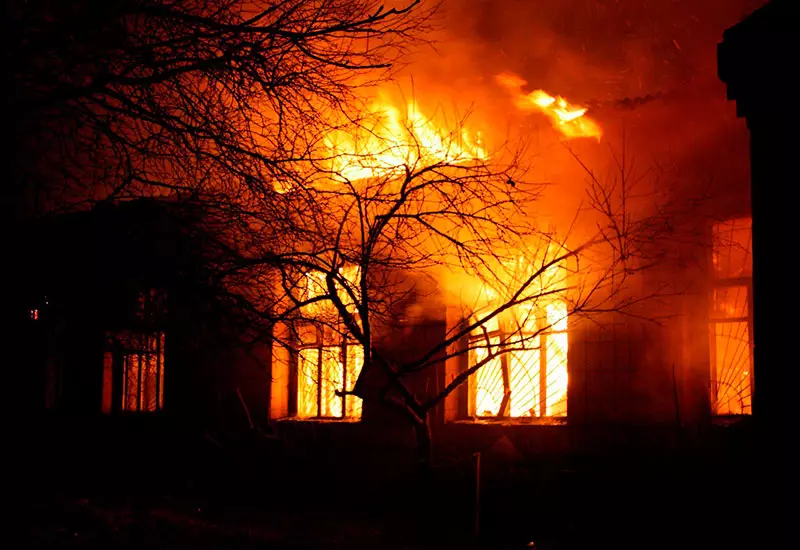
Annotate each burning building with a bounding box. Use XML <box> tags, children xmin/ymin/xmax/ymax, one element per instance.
<box><xmin>8</xmin><ymin>0</ymin><xmax>776</xmax><ymax>473</ymax></box>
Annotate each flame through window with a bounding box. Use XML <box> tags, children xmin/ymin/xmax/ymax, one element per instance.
<box><xmin>469</xmin><ymin>301</ymin><xmax>568</xmax><ymax>418</ymax></box>
<box><xmin>296</xmin><ymin>326</ymin><xmax>363</xmax><ymax>419</ymax></box>
<box><xmin>709</xmin><ymin>217</ymin><xmax>753</xmax><ymax>415</ymax></box>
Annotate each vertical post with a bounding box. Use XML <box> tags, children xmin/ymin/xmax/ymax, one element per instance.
<box><xmin>708</xmin><ymin>322</ymin><xmax>718</xmax><ymax>415</ymax></box>
<box><xmin>112</xmin><ymin>341</ymin><xmax>123</xmax><ymax>413</ymax></box>
<box><xmin>539</xmin><ymin>333</ymin><xmax>548</xmax><ymax>417</ymax></box>
<box><xmin>341</xmin><ymin>340</ymin><xmax>347</xmax><ymax>417</ymax></box>
<box><xmin>155</xmin><ymin>331</ymin><xmax>161</xmax><ymax>411</ymax></box>
<box><xmin>746</xmin><ymin>279</ymin><xmax>755</xmax><ymax>413</ymax></box>
<box><xmin>316</xmin><ymin>347</ymin><xmax>322</xmax><ymax>417</ymax></box>
<box><xmin>286</xmin><ymin>326</ymin><xmax>298</xmax><ymax>418</ymax></box>
<box><xmin>121</xmin><ymin>355</ymin><xmax>128</xmax><ymax>411</ymax></box>
<box><xmin>474</xmin><ymin>451</ymin><xmax>481</xmax><ymax>538</ymax></box>
<box><xmin>316</xmin><ymin>327</ymin><xmax>323</xmax><ymax>417</ymax></box>
<box><xmin>499</xmin><ymin>352</ymin><xmax>511</xmax><ymax>417</ymax></box>
<box><xmin>137</xmin><ymin>349</ymin><xmax>143</xmax><ymax>411</ymax></box>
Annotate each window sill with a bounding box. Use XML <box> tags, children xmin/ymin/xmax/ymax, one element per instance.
<box><xmin>711</xmin><ymin>414</ymin><xmax>752</xmax><ymax>427</ymax></box>
<box><xmin>450</xmin><ymin>417</ymin><xmax>567</xmax><ymax>426</ymax></box>
<box><xmin>276</xmin><ymin>417</ymin><xmax>361</xmax><ymax>424</ymax></box>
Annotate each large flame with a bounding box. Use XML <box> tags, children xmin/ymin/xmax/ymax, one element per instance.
<box><xmin>496</xmin><ymin>72</ymin><xmax>602</xmax><ymax>141</ymax></box>
<box><xmin>289</xmin><ymin>87</ymin><xmax>578</xmax><ymax>419</ymax></box>
<box><xmin>324</xmin><ymin>96</ymin><xmax>487</xmax><ymax>181</ymax></box>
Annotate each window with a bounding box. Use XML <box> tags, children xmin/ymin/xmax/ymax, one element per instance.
<box><xmin>103</xmin><ymin>331</ymin><xmax>165</xmax><ymax>413</ymax></box>
<box><xmin>294</xmin><ymin>323</ymin><xmax>363</xmax><ymax>419</ymax></box>
<box><xmin>468</xmin><ymin>301</ymin><xmax>568</xmax><ymax>418</ymax></box>
<box><xmin>709</xmin><ymin>217</ymin><xmax>753</xmax><ymax>415</ymax></box>
<box><xmin>279</xmin><ymin>268</ymin><xmax>364</xmax><ymax>420</ymax></box>
<box><xmin>121</xmin><ymin>332</ymin><xmax>165</xmax><ymax>412</ymax></box>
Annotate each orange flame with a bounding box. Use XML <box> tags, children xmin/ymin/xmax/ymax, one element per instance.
<box><xmin>300</xmin><ymin>266</ymin><xmax>361</xmax><ymax>318</ymax></box>
<box><xmin>496</xmin><ymin>72</ymin><xmax>602</xmax><ymax>141</ymax></box>
<box><xmin>469</xmin><ymin>262</ymin><xmax>569</xmax><ymax>418</ymax></box>
<box><xmin>325</xmin><ymin>96</ymin><xmax>487</xmax><ymax>181</ymax></box>
<box><xmin>296</xmin><ymin>266</ymin><xmax>364</xmax><ymax>419</ymax></box>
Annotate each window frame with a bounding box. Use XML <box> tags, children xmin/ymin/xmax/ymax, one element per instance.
<box><xmin>466</xmin><ymin>310</ymin><xmax>568</xmax><ymax>420</ymax></box>
<box><xmin>708</xmin><ymin>217</ymin><xmax>754</xmax><ymax>416</ymax></box>
<box><xmin>290</xmin><ymin>322</ymin><xmax>363</xmax><ymax>420</ymax></box>
<box><xmin>120</xmin><ymin>331</ymin><xmax>166</xmax><ymax>413</ymax></box>
<box><xmin>103</xmin><ymin>330</ymin><xmax>166</xmax><ymax>414</ymax></box>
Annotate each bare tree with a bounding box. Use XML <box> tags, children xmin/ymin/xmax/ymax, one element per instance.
<box><xmin>254</xmin><ymin>99</ymin><xmax>681</xmax><ymax>468</ymax></box>
<box><xmin>3</xmin><ymin>0</ymin><xmax>437</xmax><ymax>346</ymax></box>
<box><xmin>5</xmin><ymin>1</ymin><xmax>690</xmax><ymax>468</ymax></box>
<box><xmin>3</xmin><ymin>0</ymin><xmax>433</xmax><ymax>217</ymax></box>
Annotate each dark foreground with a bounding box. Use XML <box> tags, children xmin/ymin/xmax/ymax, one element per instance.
<box><xmin>14</xmin><ymin>417</ymin><xmax>780</xmax><ymax>549</ymax></box>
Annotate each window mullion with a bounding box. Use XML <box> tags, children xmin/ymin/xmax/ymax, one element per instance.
<box><xmin>137</xmin><ymin>344</ymin><xmax>143</xmax><ymax>412</ymax></box>
<box><xmin>498</xmin><ymin>328</ymin><xmax>511</xmax><ymax>417</ymax></box>
<box><xmin>316</xmin><ymin>327</ymin><xmax>323</xmax><ymax>418</ymax></box>
<box><xmin>341</xmin><ymin>340</ymin><xmax>347</xmax><ymax>419</ymax></box>
<box><xmin>540</xmin><ymin>329</ymin><xmax>548</xmax><ymax>418</ymax></box>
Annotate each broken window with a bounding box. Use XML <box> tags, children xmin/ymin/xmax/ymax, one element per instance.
<box><xmin>709</xmin><ymin>217</ymin><xmax>753</xmax><ymax>415</ymax></box>
<box><xmin>468</xmin><ymin>301</ymin><xmax>568</xmax><ymax>418</ymax></box>
<box><xmin>102</xmin><ymin>331</ymin><xmax>165</xmax><ymax>413</ymax></box>
<box><xmin>294</xmin><ymin>323</ymin><xmax>363</xmax><ymax>419</ymax></box>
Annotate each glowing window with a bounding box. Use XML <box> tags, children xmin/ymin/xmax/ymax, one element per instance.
<box><xmin>468</xmin><ymin>301</ymin><xmax>568</xmax><ymax>418</ymax></box>
<box><xmin>295</xmin><ymin>325</ymin><xmax>363</xmax><ymax>419</ymax></box>
<box><xmin>103</xmin><ymin>331</ymin><xmax>165</xmax><ymax>413</ymax></box>
<box><xmin>709</xmin><ymin>218</ymin><xmax>753</xmax><ymax>415</ymax></box>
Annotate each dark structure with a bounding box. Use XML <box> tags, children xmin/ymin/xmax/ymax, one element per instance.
<box><xmin>10</xmin><ymin>11</ymin><xmax>785</xmax><ymax>536</ymax></box>
<box><xmin>718</xmin><ymin>0</ymin><xmax>794</xmax><ymax>545</ymax></box>
<box><xmin>718</xmin><ymin>0</ymin><xmax>793</xmax><ymax>433</ymax></box>
<box><xmin>11</xmin><ymin>199</ymin><xmax>270</xmax><ymax>430</ymax></box>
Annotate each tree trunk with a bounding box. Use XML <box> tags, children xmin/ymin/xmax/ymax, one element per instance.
<box><xmin>413</xmin><ymin>412</ymin><xmax>432</xmax><ymax>476</ymax></box>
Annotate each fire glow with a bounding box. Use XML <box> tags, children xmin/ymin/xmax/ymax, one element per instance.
<box><xmin>296</xmin><ymin>268</ymin><xmax>364</xmax><ymax>419</ymax></box>
<box><xmin>471</xmin><ymin>298</ymin><xmax>569</xmax><ymax>418</ymax></box>
<box><xmin>319</xmin><ymin>77</ymin><xmax>602</xmax><ymax>183</ymax></box>
<box><xmin>324</xmin><ymin>96</ymin><xmax>487</xmax><ymax>181</ymax></box>
<box><xmin>294</xmin><ymin>85</ymin><xmax>581</xmax><ymax>419</ymax></box>
<box><xmin>496</xmin><ymin>72</ymin><xmax>603</xmax><ymax>141</ymax></box>
<box><xmin>467</xmin><ymin>262</ymin><xmax>570</xmax><ymax>419</ymax></box>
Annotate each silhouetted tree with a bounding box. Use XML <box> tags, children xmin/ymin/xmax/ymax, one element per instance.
<box><xmin>3</xmin><ymin>0</ymin><xmax>435</xmax><ymax>343</ymax></box>
<box><xmin>4</xmin><ymin>1</ymin><xmax>685</xmax><ymax>467</ymax></box>
<box><xmin>259</xmin><ymin>105</ymin><xmax>682</xmax><ymax>467</ymax></box>
<box><xmin>3</xmin><ymin>0</ymin><xmax>432</xmax><ymax>217</ymax></box>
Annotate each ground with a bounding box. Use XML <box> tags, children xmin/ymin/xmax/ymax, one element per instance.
<box><xmin>15</xmin><ymin>417</ymin><xmax>766</xmax><ymax>550</ymax></box>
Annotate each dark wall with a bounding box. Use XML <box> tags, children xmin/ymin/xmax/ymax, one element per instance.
<box><xmin>11</xmin><ymin>199</ymin><xmax>241</xmax><ymax>423</ymax></box>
